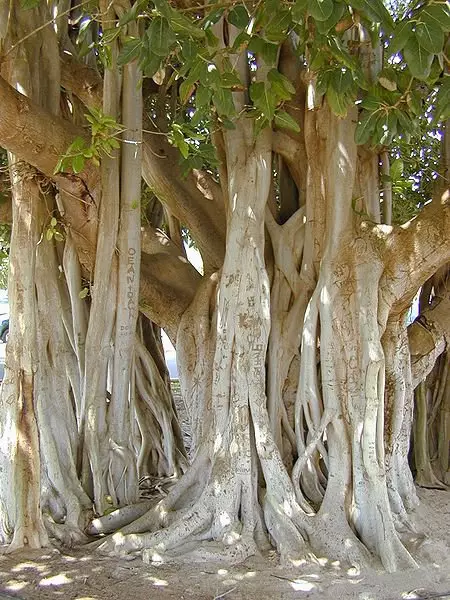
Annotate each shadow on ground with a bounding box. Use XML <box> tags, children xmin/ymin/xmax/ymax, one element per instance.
<box><xmin>1</xmin><ymin>541</ymin><xmax>450</xmax><ymax>600</ymax></box>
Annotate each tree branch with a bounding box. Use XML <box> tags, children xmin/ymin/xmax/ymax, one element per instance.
<box><xmin>60</xmin><ymin>55</ymin><xmax>103</xmax><ymax>108</ymax></box>
<box><xmin>385</xmin><ymin>193</ymin><xmax>450</xmax><ymax>314</ymax></box>
<box><xmin>140</xmin><ymin>252</ymin><xmax>201</xmax><ymax>343</ymax></box>
<box><xmin>0</xmin><ymin>75</ymin><xmax>96</xmax><ymax>188</ymax></box>
<box><xmin>141</xmin><ymin>132</ymin><xmax>225</xmax><ymax>273</ymax></box>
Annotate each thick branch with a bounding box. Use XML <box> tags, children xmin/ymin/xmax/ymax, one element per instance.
<box><xmin>141</xmin><ymin>132</ymin><xmax>225</xmax><ymax>273</ymax></box>
<box><xmin>0</xmin><ymin>75</ymin><xmax>96</xmax><ymax>190</ymax></box>
<box><xmin>60</xmin><ymin>55</ymin><xmax>103</xmax><ymax>108</ymax></box>
<box><xmin>386</xmin><ymin>193</ymin><xmax>450</xmax><ymax>313</ymax></box>
<box><xmin>140</xmin><ymin>252</ymin><xmax>201</xmax><ymax>343</ymax></box>
<box><xmin>0</xmin><ymin>75</ymin><xmax>99</xmax><ymax>272</ymax></box>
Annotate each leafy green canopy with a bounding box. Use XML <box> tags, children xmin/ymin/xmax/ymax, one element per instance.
<box><xmin>106</xmin><ymin>0</ymin><xmax>449</xmax><ymax>136</ymax></box>
<box><xmin>21</xmin><ymin>0</ymin><xmax>449</xmax><ymax>218</ymax></box>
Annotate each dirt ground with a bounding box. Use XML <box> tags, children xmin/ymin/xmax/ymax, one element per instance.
<box><xmin>0</xmin><ymin>488</ymin><xmax>449</xmax><ymax>600</ymax></box>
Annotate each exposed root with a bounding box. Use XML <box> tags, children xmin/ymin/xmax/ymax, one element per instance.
<box><xmin>44</xmin><ymin>518</ymin><xmax>89</xmax><ymax>547</ymax></box>
<box><xmin>86</xmin><ymin>500</ymin><xmax>155</xmax><ymax>536</ymax></box>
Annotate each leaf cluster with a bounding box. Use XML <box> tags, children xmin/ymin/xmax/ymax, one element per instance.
<box><xmin>62</xmin><ymin>0</ymin><xmax>449</xmax><ymax>177</ymax></box>
<box><xmin>45</xmin><ymin>217</ymin><xmax>65</xmax><ymax>243</ymax></box>
<box><xmin>55</xmin><ymin>108</ymin><xmax>121</xmax><ymax>175</ymax></box>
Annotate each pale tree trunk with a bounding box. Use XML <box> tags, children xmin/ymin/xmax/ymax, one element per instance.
<box><xmin>0</xmin><ymin>0</ymin><xmax>61</xmax><ymax>549</ymax></box>
<box><xmin>294</xmin><ymin>107</ymin><xmax>417</xmax><ymax>571</ymax></box>
<box><xmin>383</xmin><ymin>316</ymin><xmax>419</xmax><ymax>524</ymax></box>
<box><xmin>108</xmin><ymin>24</ymin><xmax>143</xmax><ymax>507</ymax></box>
<box><xmin>98</xmin><ymin>119</ymin><xmax>310</xmax><ymax>563</ymax></box>
<box><xmin>34</xmin><ymin>196</ymin><xmax>92</xmax><ymax>544</ymax></box>
<box><xmin>95</xmin><ymin>99</ymin><xmax>450</xmax><ymax>573</ymax></box>
<box><xmin>0</xmin><ymin>173</ymin><xmax>48</xmax><ymax>549</ymax></box>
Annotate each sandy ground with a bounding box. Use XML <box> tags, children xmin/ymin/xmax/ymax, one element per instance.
<box><xmin>0</xmin><ymin>488</ymin><xmax>449</xmax><ymax>600</ymax></box>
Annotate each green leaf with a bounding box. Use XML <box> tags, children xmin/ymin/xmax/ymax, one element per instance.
<box><xmin>390</xmin><ymin>158</ymin><xmax>403</xmax><ymax>180</ymax></box>
<box><xmin>248</xmin><ymin>37</ymin><xmax>279</xmax><ymax>65</ymax></box>
<box><xmin>72</xmin><ymin>155</ymin><xmax>85</xmax><ymax>174</ymax></box>
<box><xmin>232</xmin><ymin>31</ymin><xmax>251</xmax><ymax>52</ymax></box>
<box><xmin>46</xmin><ymin>228</ymin><xmax>54</xmax><ymax>241</ymax></box>
<box><xmin>388</xmin><ymin>20</ymin><xmax>414</xmax><ymax>56</ymax></box>
<box><xmin>195</xmin><ymin>85</ymin><xmax>212</xmax><ymax>108</ymax></box>
<box><xmin>140</xmin><ymin>53</ymin><xmax>162</xmax><ymax>79</ymax></box>
<box><xmin>360</xmin><ymin>95</ymin><xmax>383</xmax><ymax>111</ymax></box>
<box><xmin>203</xmin><ymin>6</ymin><xmax>225</xmax><ymax>28</ymax></box>
<box><xmin>171</xmin><ymin>129</ymin><xmax>190</xmax><ymax>158</ymax></box>
<box><xmin>428</xmin><ymin>57</ymin><xmax>444</xmax><ymax>85</ymax></box>
<box><xmin>179</xmin><ymin>79</ymin><xmax>195</xmax><ymax>103</ymax></box>
<box><xmin>268</xmin><ymin>69</ymin><xmax>296</xmax><ymax>99</ymax></box>
<box><xmin>404</xmin><ymin>36</ymin><xmax>433</xmax><ymax>81</ymax></box>
<box><xmin>349</xmin><ymin>0</ymin><xmax>393</xmax><ymax>31</ymax></box>
<box><xmin>415</xmin><ymin>21</ymin><xmax>444</xmax><ymax>55</ymax></box>
<box><xmin>291</xmin><ymin>0</ymin><xmax>308</xmax><ymax>23</ymax></box>
<box><xmin>265</xmin><ymin>10</ymin><xmax>292</xmax><ymax>41</ymax></box>
<box><xmin>250</xmin><ymin>81</ymin><xmax>277</xmax><ymax>121</ymax></box>
<box><xmin>326</xmin><ymin>85</ymin><xmax>351</xmax><ymax>117</ymax></box>
<box><xmin>315</xmin><ymin>2</ymin><xmax>346</xmax><ymax>34</ymax></box>
<box><xmin>53</xmin><ymin>158</ymin><xmax>64</xmax><ymax>174</ymax></box>
<box><xmin>119</xmin><ymin>0</ymin><xmax>147</xmax><ymax>26</ymax></box>
<box><xmin>406</xmin><ymin>90</ymin><xmax>423</xmax><ymax>115</ymax></box>
<box><xmin>50</xmin><ymin>217</ymin><xmax>57</xmax><ymax>227</ymax></box>
<box><xmin>181</xmin><ymin>40</ymin><xmax>199</xmax><ymax>61</ymax></box>
<box><xmin>378</xmin><ymin>69</ymin><xmax>397</xmax><ymax>92</ymax></box>
<box><xmin>205</xmin><ymin>65</ymin><xmax>221</xmax><ymax>89</ymax></box>
<box><xmin>212</xmin><ymin>88</ymin><xmax>235</xmax><ymax>118</ymax></box>
<box><xmin>421</xmin><ymin>4</ymin><xmax>450</xmax><ymax>33</ymax></box>
<box><xmin>308</xmin><ymin>0</ymin><xmax>333</xmax><ymax>22</ymax></box>
<box><xmin>228</xmin><ymin>6</ymin><xmax>249</xmax><ymax>29</ymax></box>
<box><xmin>254</xmin><ymin>115</ymin><xmax>270</xmax><ymax>138</ymax></box>
<box><xmin>79</xmin><ymin>287</ymin><xmax>89</xmax><ymax>299</ymax></box>
<box><xmin>260</xmin><ymin>41</ymin><xmax>279</xmax><ymax>65</ymax></box>
<box><xmin>70</xmin><ymin>137</ymin><xmax>87</xmax><ymax>152</ymax></box>
<box><xmin>355</xmin><ymin>110</ymin><xmax>380</xmax><ymax>145</ymax></box>
<box><xmin>316</xmin><ymin>71</ymin><xmax>331</xmax><ymax>96</ymax></box>
<box><xmin>331</xmin><ymin>68</ymin><xmax>354</xmax><ymax>94</ymax></box>
<box><xmin>168</xmin><ymin>10</ymin><xmax>206</xmax><ymax>39</ymax></box>
<box><xmin>395</xmin><ymin>109</ymin><xmax>415</xmax><ymax>134</ymax></box>
<box><xmin>108</xmin><ymin>137</ymin><xmax>120</xmax><ymax>149</ymax></box>
<box><xmin>147</xmin><ymin>17</ymin><xmax>175</xmax><ymax>57</ymax></box>
<box><xmin>98</xmin><ymin>44</ymin><xmax>112</xmax><ymax>69</ymax></box>
<box><xmin>205</xmin><ymin>28</ymin><xmax>219</xmax><ymax>48</ymax></box>
<box><xmin>385</xmin><ymin>111</ymin><xmax>398</xmax><ymax>143</ymax></box>
<box><xmin>326</xmin><ymin>37</ymin><xmax>358</xmax><ymax>70</ymax></box>
<box><xmin>220</xmin><ymin>71</ymin><xmax>243</xmax><ymax>89</ymax></box>
<box><xmin>434</xmin><ymin>76</ymin><xmax>450</xmax><ymax>122</ymax></box>
<box><xmin>102</xmin><ymin>28</ymin><xmax>121</xmax><ymax>45</ymax></box>
<box><xmin>274</xmin><ymin>110</ymin><xmax>301</xmax><ymax>132</ymax></box>
<box><xmin>54</xmin><ymin>231</ymin><xmax>64</xmax><ymax>242</ymax></box>
<box><xmin>178</xmin><ymin>140</ymin><xmax>189</xmax><ymax>159</ymax></box>
<box><xmin>117</xmin><ymin>38</ymin><xmax>142</xmax><ymax>66</ymax></box>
